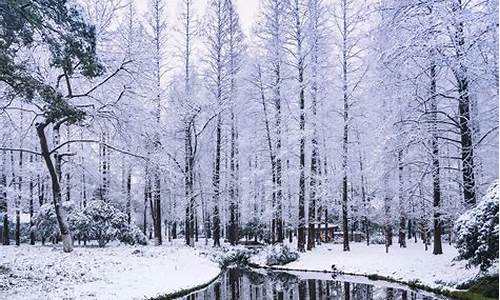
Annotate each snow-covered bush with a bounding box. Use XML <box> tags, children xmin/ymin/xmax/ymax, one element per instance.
<box><xmin>265</xmin><ymin>244</ymin><xmax>299</xmax><ymax>266</ymax></box>
<box><xmin>118</xmin><ymin>224</ymin><xmax>148</xmax><ymax>246</ymax></box>
<box><xmin>455</xmin><ymin>181</ymin><xmax>499</xmax><ymax>271</ymax></box>
<box><xmin>34</xmin><ymin>202</ymin><xmax>76</xmax><ymax>244</ymax></box>
<box><xmin>33</xmin><ymin>204</ymin><xmax>58</xmax><ymax>243</ymax></box>
<box><xmin>78</xmin><ymin>200</ymin><xmax>129</xmax><ymax>247</ymax></box>
<box><xmin>368</xmin><ymin>234</ymin><xmax>385</xmax><ymax>245</ymax></box>
<box><xmin>68</xmin><ymin>210</ymin><xmax>92</xmax><ymax>242</ymax></box>
<box><xmin>217</xmin><ymin>248</ymin><xmax>252</xmax><ymax>268</ymax></box>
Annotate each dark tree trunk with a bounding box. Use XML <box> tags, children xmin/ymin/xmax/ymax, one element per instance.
<box><xmin>143</xmin><ymin>172</ymin><xmax>149</xmax><ymax>236</ymax></box>
<box><xmin>341</xmin><ymin>0</ymin><xmax>350</xmax><ymax>253</ymax></box>
<box><xmin>296</xmin><ymin>12</ymin><xmax>306</xmax><ymax>252</ymax></box>
<box><xmin>212</xmin><ymin>117</ymin><xmax>221</xmax><ymax>247</ymax></box>
<box><xmin>153</xmin><ymin>174</ymin><xmax>162</xmax><ymax>245</ymax></box>
<box><xmin>29</xmin><ymin>154</ymin><xmax>35</xmax><ymax>245</ymax></box>
<box><xmin>297</xmin><ymin>67</ymin><xmax>306</xmax><ymax>253</ymax></box>
<box><xmin>1</xmin><ymin>163</ymin><xmax>8</xmax><ymax>245</ymax></box>
<box><xmin>229</xmin><ymin>111</ymin><xmax>239</xmax><ymax>245</ymax></box>
<box><xmin>13</xmin><ymin>149</ymin><xmax>21</xmax><ymax>246</ymax></box>
<box><xmin>430</xmin><ymin>58</ymin><xmax>442</xmax><ymax>255</ymax></box>
<box><xmin>398</xmin><ymin>149</ymin><xmax>406</xmax><ymax>248</ymax></box>
<box><xmin>184</xmin><ymin>122</ymin><xmax>195</xmax><ymax>247</ymax></box>
<box><xmin>453</xmin><ymin>2</ymin><xmax>477</xmax><ymax>207</ymax></box>
<box><xmin>308</xmin><ymin>135</ymin><xmax>318</xmax><ymax>250</ymax></box>
<box><xmin>36</xmin><ymin>122</ymin><xmax>73</xmax><ymax>252</ymax></box>
<box><xmin>126</xmin><ymin>166</ymin><xmax>131</xmax><ymax>224</ymax></box>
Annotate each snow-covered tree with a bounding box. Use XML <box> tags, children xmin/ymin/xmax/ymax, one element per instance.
<box><xmin>455</xmin><ymin>180</ymin><xmax>499</xmax><ymax>271</ymax></box>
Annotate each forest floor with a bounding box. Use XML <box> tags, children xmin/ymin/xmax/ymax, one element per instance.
<box><xmin>258</xmin><ymin>239</ymin><xmax>489</xmax><ymax>290</ymax></box>
<box><xmin>0</xmin><ymin>241</ymin><xmax>220</xmax><ymax>300</ymax></box>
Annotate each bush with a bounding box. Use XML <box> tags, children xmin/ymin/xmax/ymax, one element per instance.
<box><xmin>369</xmin><ymin>234</ymin><xmax>386</xmax><ymax>245</ymax></box>
<box><xmin>119</xmin><ymin>224</ymin><xmax>148</xmax><ymax>246</ymax></box>
<box><xmin>76</xmin><ymin>200</ymin><xmax>129</xmax><ymax>247</ymax></box>
<box><xmin>34</xmin><ymin>202</ymin><xmax>77</xmax><ymax>244</ymax></box>
<box><xmin>265</xmin><ymin>244</ymin><xmax>299</xmax><ymax>266</ymax></box>
<box><xmin>217</xmin><ymin>248</ymin><xmax>252</xmax><ymax>268</ymax></box>
<box><xmin>455</xmin><ymin>180</ymin><xmax>499</xmax><ymax>271</ymax></box>
<box><xmin>33</xmin><ymin>204</ymin><xmax>60</xmax><ymax>243</ymax></box>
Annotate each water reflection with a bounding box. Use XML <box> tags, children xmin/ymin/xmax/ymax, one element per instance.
<box><xmin>174</xmin><ymin>268</ymin><xmax>446</xmax><ymax>300</ymax></box>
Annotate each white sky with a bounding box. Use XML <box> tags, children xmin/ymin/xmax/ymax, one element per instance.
<box><xmin>134</xmin><ymin>0</ymin><xmax>259</xmax><ymax>35</ymax></box>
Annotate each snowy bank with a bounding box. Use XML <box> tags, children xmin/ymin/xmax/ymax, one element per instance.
<box><xmin>0</xmin><ymin>243</ymin><xmax>220</xmax><ymax>299</ymax></box>
<box><xmin>252</xmin><ymin>240</ymin><xmax>487</xmax><ymax>290</ymax></box>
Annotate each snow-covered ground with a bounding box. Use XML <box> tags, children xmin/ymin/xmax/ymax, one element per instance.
<box><xmin>252</xmin><ymin>240</ymin><xmax>486</xmax><ymax>290</ymax></box>
<box><xmin>0</xmin><ymin>242</ymin><xmax>220</xmax><ymax>299</ymax></box>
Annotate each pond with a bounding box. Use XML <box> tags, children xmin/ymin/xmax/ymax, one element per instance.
<box><xmin>170</xmin><ymin>268</ymin><xmax>448</xmax><ymax>300</ymax></box>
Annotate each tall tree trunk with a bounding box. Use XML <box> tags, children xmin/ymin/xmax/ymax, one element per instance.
<box><xmin>65</xmin><ymin>126</ymin><xmax>71</xmax><ymax>202</ymax></box>
<box><xmin>430</xmin><ymin>58</ymin><xmax>442</xmax><ymax>255</ymax></box>
<box><xmin>294</xmin><ymin>0</ymin><xmax>307</xmax><ymax>252</ymax></box>
<box><xmin>29</xmin><ymin>154</ymin><xmax>35</xmax><ymax>245</ymax></box>
<box><xmin>357</xmin><ymin>141</ymin><xmax>369</xmax><ymax>246</ymax></box>
<box><xmin>36</xmin><ymin>122</ymin><xmax>73</xmax><ymax>252</ymax></box>
<box><xmin>143</xmin><ymin>170</ymin><xmax>149</xmax><ymax>236</ymax></box>
<box><xmin>341</xmin><ymin>0</ymin><xmax>350</xmax><ymax>252</ymax></box>
<box><xmin>1</xmin><ymin>150</ymin><xmax>8</xmax><ymax>245</ymax></box>
<box><xmin>273</xmin><ymin>64</ymin><xmax>283</xmax><ymax>244</ymax></box>
<box><xmin>126</xmin><ymin>165</ymin><xmax>132</xmax><ymax>224</ymax></box>
<box><xmin>297</xmin><ymin>65</ymin><xmax>306</xmax><ymax>252</ymax></box>
<box><xmin>398</xmin><ymin>149</ymin><xmax>406</xmax><ymax>248</ymax></box>
<box><xmin>212</xmin><ymin>117</ymin><xmax>222</xmax><ymax>247</ymax></box>
<box><xmin>453</xmin><ymin>0</ymin><xmax>477</xmax><ymax>207</ymax></box>
<box><xmin>229</xmin><ymin>110</ymin><xmax>238</xmax><ymax>245</ymax></box>
<box><xmin>297</xmin><ymin>56</ymin><xmax>306</xmax><ymax>253</ymax></box>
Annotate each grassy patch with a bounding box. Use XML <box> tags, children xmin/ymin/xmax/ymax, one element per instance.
<box><xmin>448</xmin><ymin>275</ymin><xmax>499</xmax><ymax>300</ymax></box>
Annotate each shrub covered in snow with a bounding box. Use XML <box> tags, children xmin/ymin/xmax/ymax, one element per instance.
<box><xmin>34</xmin><ymin>202</ymin><xmax>75</xmax><ymax>243</ymax></box>
<box><xmin>455</xmin><ymin>180</ymin><xmax>499</xmax><ymax>271</ymax></box>
<box><xmin>265</xmin><ymin>244</ymin><xmax>299</xmax><ymax>266</ymax></box>
<box><xmin>33</xmin><ymin>203</ymin><xmax>59</xmax><ymax>243</ymax></box>
<box><xmin>76</xmin><ymin>200</ymin><xmax>129</xmax><ymax>247</ymax></box>
<box><xmin>118</xmin><ymin>224</ymin><xmax>148</xmax><ymax>246</ymax></box>
<box><xmin>35</xmin><ymin>200</ymin><xmax>145</xmax><ymax>247</ymax></box>
<box><xmin>217</xmin><ymin>248</ymin><xmax>252</xmax><ymax>268</ymax></box>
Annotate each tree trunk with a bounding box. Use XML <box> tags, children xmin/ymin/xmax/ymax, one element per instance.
<box><xmin>341</xmin><ymin>0</ymin><xmax>350</xmax><ymax>252</ymax></box>
<box><xmin>398</xmin><ymin>149</ymin><xmax>406</xmax><ymax>248</ymax></box>
<box><xmin>29</xmin><ymin>154</ymin><xmax>35</xmax><ymax>245</ymax></box>
<box><xmin>430</xmin><ymin>58</ymin><xmax>442</xmax><ymax>255</ymax></box>
<box><xmin>143</xmin><ymin>171</ymin><xmax>149</xmax><ymax>236</ymax></box>
<box><xmin>297</xmin><ymin>63</ymin><xmax>306</xmax><ymax>253</ymax></box>
<box><xmin>1</xmin><ymin>151</ymin><xmax>8</xmax><ymax>245</ymax></box>
<box><xmin>453</xmin><ymin>1</ymin><xmax>477</xmax><ymax>207</ymax></box>
<box><xmin>36</xmin><ymin>122</ymin><xmax>73</xmax><ymax>252</ymax></box>
<box><xmin>126</xmin><ymin>166</ymin><xmax>132</xmax><ymax>224</ymax></box>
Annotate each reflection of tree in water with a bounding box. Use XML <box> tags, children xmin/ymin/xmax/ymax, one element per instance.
<box><xmin>352</xmin><ymin>281</ymin><xmax>374</xmax><ymax>299</ymax></box>
<box><xmin>227</xmin><ymin>268</ymin><xmax>240</xmax><ymax>300</ymax></box>
<box><xmin>174</xmin><ymin>269</ymin><xmax>443</xmax><ymax>300</ymax></box>
<box><xmin>386</xmin><ymin>287</ymin><xmax>394</xmax><ymax>300</ymax></box>
<box><xmin>267</xmin><ymin>270</ymin><xmax>299</xmax><ymax>290</ymax></box>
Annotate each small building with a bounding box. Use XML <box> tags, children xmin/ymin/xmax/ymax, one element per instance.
<box><xmin>311</xmin><ymin>222</ymin><xmax>338</xmax><ymax>242</ymax></box>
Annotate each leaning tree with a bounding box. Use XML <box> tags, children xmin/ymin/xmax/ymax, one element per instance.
<box><xmin>0</xmin><ymin>0</ymin><xmax>128</xmax><ymax>252</ymax></box>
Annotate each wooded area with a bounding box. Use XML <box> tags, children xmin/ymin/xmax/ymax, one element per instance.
<box><xmin>0</xmin><ymin>0</ymin><xmax>497</xmax><ymax>258</ymax></box>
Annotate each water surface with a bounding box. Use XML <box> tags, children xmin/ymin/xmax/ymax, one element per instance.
<box><xmin>173</xmin><ymin>268</ymin><xmax>448</xmax><ymax>300</ymax></box>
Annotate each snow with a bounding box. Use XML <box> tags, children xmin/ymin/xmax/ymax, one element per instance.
<box><xmin>0</xmin><ymin>242</ymin><xmax>220</xmax><ymax>299</ymax></box>
<box><xmin>252</xmin><ymin>240</ymin><xmax>486</xmax><ymax>290</ymax></box>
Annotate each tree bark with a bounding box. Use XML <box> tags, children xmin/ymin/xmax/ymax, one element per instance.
<box><xmin>430</xmin><ymin>58</ymin><xmax>442</xmax><ymax>255</ymax></box>
<box><xmin>1</xmin><ymin>150</ymin><xmax>8</xmax><ymax>245</ymax></box>
<box><xmin>36</xmin><ymin>122</ymin><xmax>73</xmax><ymax>252</ymax></box>
<box><xmin>212</xmin><ymin>117</ymin><xmax>222</xmax><ymax>247</ymax></box>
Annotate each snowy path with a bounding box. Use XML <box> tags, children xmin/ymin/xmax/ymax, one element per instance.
<box><xmin>0</xmin><ymin>243</ymin><xmax>220</xmax><ymax>299</ymax></box>
<box><xmin>274</xmin><ymin>240</ymin><xmax>481</xmax><ymax>290</ymax></box>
